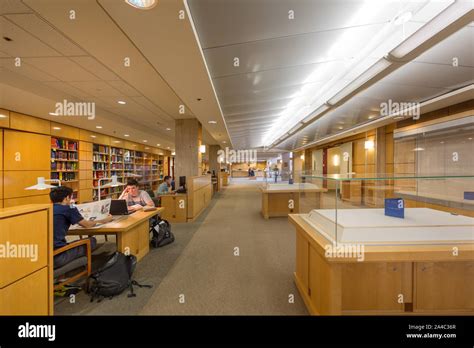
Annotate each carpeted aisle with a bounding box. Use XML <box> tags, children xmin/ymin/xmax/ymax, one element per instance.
<box><xmin>140</xmin><ymin>179</ymin><xmax>308</xmax><ymax>315</ymax></box>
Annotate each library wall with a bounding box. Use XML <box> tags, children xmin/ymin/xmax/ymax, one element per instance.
<box><xmin>0</xmin><ymin>109</ymin><xmax>172</xmax><ymax>208</ymax></box>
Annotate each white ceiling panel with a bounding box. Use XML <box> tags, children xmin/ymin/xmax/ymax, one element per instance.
<box><xmin>1</xmin><ymin>57</ymin><xmax>58</xmax><ymax>81</ymax></box>
<box><xmin>204</xmin><ymin>24</ymin><xmax>384</xmax><ymax>78</ymax></box>
<box><xmin>70</xmin><ymin>56</ymin><xmax>120</xmax><ymax>81</ymax></box>
<box><xmin>106</xmin><ymin>80</ymin><xmax>142</xmax><ymax>97</ymax></box>
<box><xmin>5</xmin><ymin>14</ymin><xmax>87</xmax><ymax>56</ymax></box>
<box><xmin>188</xmin><ymin>0</ymin><xmax>412</xmax><ymax>48</ymax></box>
<box><xmin>43</xmin><ymin>81</ymin><xmax>95</xmax><ymax>99</ymax></box>
<box><xmin>24</xmin><ymin>57</ymin><xmax>101</xmax><ymax>81</ymax></box>
<box><xmin>0</xmin><ymin>16</ymin><xmax>61</xmax><ymax>57</ymax></box>
<box><xmin>68</xmin><ymin>80</ymin><xmax>123</xmax><ymax>97</ymax></box>
<box><xmin>0</xmin><ymin>0</ymin><xmax>33</xmax><ymax>15</ymax></box>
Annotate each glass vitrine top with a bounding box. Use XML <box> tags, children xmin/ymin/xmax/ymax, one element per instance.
<box><xmin>299</xmin><ymin>172</ymin><xmax>474</xmax><ymax>181</ymax></box>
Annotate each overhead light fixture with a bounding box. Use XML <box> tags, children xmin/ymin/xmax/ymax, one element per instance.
<box><xmin>96</xmin><ymin>126</ymin><xmax>103</xmax><ymax>129</ymax></box>
<box><xmin>157</xmin><ymin>143</ymin><xmax>161</xmax><ymax>146</ymax></box>
<box><xmin>117</xmin><ymin>100</ymin><xmax>126</xmax><ymax>105</ymax></box>
<box><xmin>199</xmin><ymin>145</ymin><xmax>206</xmax><ymax>153</ymax></box>
<box><xmin>143</xmin><ymin>140</ymin><xmax>147</xmax><ymax>143</ymax></box>
<box><xmin>90</xmin><ymin>135</ymin><xmax>96</xmax><ymax>138</ymax></box>
<box><xmin>113</xmin><ymin>140</ymin><xmax>121</xmax><ymax>143</ymax></box>
<box><xmin>222</xmin><ymin>141</ymin><xmax>226</xmax><ymax>144</ymax></box>
<box><xmin>413</xmin><ymin>147</ymin><xmax>425</xmax><ymax>151</ymax></box>
<box><xmin>49</xmin><ymin>112</ymin><xmax>59</xmax><ymax>116</ymax></box>
<box><xmin>389</xmin><ymin>1</ymin><xmax>472</xmax><ymax>59</ymax></box>
<box><xmin>302</xmin><ymin>104</ymin><xmax>330</xmax><ymax>124</ymax></box>
<box><xmin>328</xmin><ymin>58</ymin><xmax>391</xmax><ymax>105</ymax></box>
<box><xmin>364</xmin><ymin>140</ymin><xmax>375</xmax><ymax>150</ymax></box>
<box><xmin>208</xmin><ymin>120</ymin><xmax>217</xmax><ymax>124</ymax></box>
<box><xmin>166</xmin><ymin>128</ymin><xmax>171</xmax><ymax>131</ymax></box>
<box><xmin>167</xmin><ymin>147</ymin><xmax>170</xmax><ymax>149</ymax></box>
<box><xmin>125</xmin><ymin>0</ymin><xmax>157</xmax><ymax>10</ymax></box>
<box><xmin>368</xmin><ymin>115</ymin><xmax>377</xmax><ymax>120</ymax></box>
<box><xmin>332</xmin><ymin>155</ymin><xmax>340</xmax><ymax>167</ymax></box>
<box><xmin>124</xmin><ymin>134</ymin><xmax>130</xmax><ymax>137</ymax></box>
<box><xmin>171</xmin><ymin>152</ymin><xmax>175</xmax><ymax>156</ymax></box>
<box><xmin>52</xmin><ymin>126</ymin><xmax>61</xmax><ymax>130</ymax></box>
<box><xmin>145</xmin><ymin>147</ymin><xmax>150</xmax><ymax>150</ymax></box>
<box><xmin>393</xmin><ymin>11</ymin><xmax>413</xmax><ymax>26</ymax></box>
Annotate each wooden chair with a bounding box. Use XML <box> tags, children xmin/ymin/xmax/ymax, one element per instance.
<box><xmin>53</xmin><ymin>239</ymin><xmax>92</xmax><ymax>291</ymax></box>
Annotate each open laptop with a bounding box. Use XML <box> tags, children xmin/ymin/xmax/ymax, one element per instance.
<box><xmin>110</xmin><ymin>199</ymin><xmax>131</xmax><ymax>216</ymax></box>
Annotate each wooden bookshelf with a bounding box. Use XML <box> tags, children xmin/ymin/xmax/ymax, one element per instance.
<box><xmin>92</xmin><ymin>143</ymin><xmax>110</xmax><ymax>201</ymax></box>
<box><xmin>51</xmin><ymin>137</ymin><xmax>79</xmax><ymax>201</ymax></box>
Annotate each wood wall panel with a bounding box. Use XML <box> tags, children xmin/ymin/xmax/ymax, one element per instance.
<box><xmin>3</xmin><ymin>194</ymin><xmax>51</xmax><ymax>207</ymax></box>
<box><xmin>50</xmin><ymin>122</ymin><xmax>80</xmax><ymax>139</ymax></box>
<box><xmin>0</xmin><ymin>109</ymin><xmax>10</xmax><ymax>128</ymax></box>
<box><xmin>10</xmin><ymin>112</ymin><xmax>50</xmax><ymax>134</ymax></box>
<box><xmin>3</xmin><ymin>171</ymin><xmax>51</xmax><ymax>198</ymax></box>
<box><xmin>4</xmin><ymin>130</ymin><xmax>50</xmax><ymax>170</ymax></box>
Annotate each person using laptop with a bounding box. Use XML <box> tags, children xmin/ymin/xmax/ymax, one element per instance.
<box><xmin>118</xmin><ymin>178</ymin><xmax>155</xmax><ymax>212</ymax></box>
<box><xmin>157</xmin><ymin>175</ymin><xmax>173</xmax><ymax>194</ymax></box>
<box><xmin>50</xmin><ymin>186</ymin><xmax>113</xmax><ymax>269</ymax></box>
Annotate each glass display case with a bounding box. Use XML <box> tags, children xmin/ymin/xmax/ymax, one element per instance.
<box><xmin>293</xmin><ymin>173</ymin><xmax>474</xmax><ymax>245</ymax></box>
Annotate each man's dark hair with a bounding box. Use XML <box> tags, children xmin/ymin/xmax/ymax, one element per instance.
<box><xmin>164</xmin><ymin>176</ymin><xmax>172</xmax><ymax>181</ymax></box>
<box><xmin>50</xmin><ymin>186</ymin><xmax>73</xmax><ymax>203</ymax></box>
<box><xmin>127</xmin><ymin>178</ymin><xmax>139</xmax><ymax>186</ymax></box>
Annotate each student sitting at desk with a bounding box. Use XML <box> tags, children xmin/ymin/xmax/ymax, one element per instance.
<box><xmin>51</xmin><ymin>186</ymin><xmax>113</xmax><ymax>269</ymax></box>
<box><xmin>118</xmin><ymin>178</ymin><xmax>155</xmax><ymax>212</ymax></box>
<box><xmin>157</xmin><ymin>176</ymin><xmax>173</xmax><ymax>194</ymax></box>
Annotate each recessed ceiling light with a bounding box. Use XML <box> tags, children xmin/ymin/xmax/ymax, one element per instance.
<box><xmin>52</xmin><ymin>126</ymin><xmax>61</xmax><ymax>130</ymax></box>
<box><xmin>0</xmin><ymin>114</ymin><xmax>7</xmax><ymax>119</ymax></box>
<box><xmin>49</xmin><ymin>112</ymin><xmax>59</xmax><ymax>116</ymax></box>
<box><xmin>96</xmin><ymin>126</ymin><xmax>103</xmax><ymax>129</ymax></box>
<box><xmin>143</xmin><ymin>140</ymin><xmax>147</xmax><ymax>143</ymax></box>
<box><xmin>167</xmin><ymin>147</ymin><xmax>170</xmax><ymax>149</ymax></box>
<box><xmin>222</xmin><ymin>141</ymin><xmax>227</xmax><ymax>144</ymax></box>
<box><xmin>124</xmin><ymin>134</ymin><xmax>130</xmax><ymax>137</ymax></box>
<box><xmin>166</xmin><ymin>128</ymin><xmax>171</xmax><ymax>131</ymax></box>
<box><xmin>114</xmin><ymin>140</ymin><xmax>120</xmax><ymax>143</ymax></box>
<box><xmin>125</xmin><ymin>0</ymin><xmax>157</xmax><ymax>10</ymax></box>
<box><xmin>118</xmin><ymin>100</ymin><xmax>126</xmax><ymax>105</ymax></box>
<box><xmin>90</xmin><ymin>135</ymin><xmax>96</xmax><ymax>138</ymax></box>
<box><xmin>145</xmin><ymin>147</ymin><xmax>150</xmax><ymax>150</ymax></box>
<box><xmin>208</xmin><ymin>120</ymin><xmax>217</xmax><ymax>124</ymax></box>
<box><xmin>157</xmin><ymin>144</ymin><xmax>161</xmax><ymax>146</ymax></box>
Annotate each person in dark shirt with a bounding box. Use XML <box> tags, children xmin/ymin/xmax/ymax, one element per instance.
<box><xmin>51</xmin><ymin>186</ymin><xmax>112</xmax><ymax>269</ymax></box>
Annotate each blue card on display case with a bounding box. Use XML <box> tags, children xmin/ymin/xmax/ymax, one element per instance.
<box><xmin>385</xmin><ymin>198</ymin><xmax>404</xmax><ymax>218</ymax></box>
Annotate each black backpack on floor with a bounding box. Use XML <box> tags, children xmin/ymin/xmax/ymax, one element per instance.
<box><xmin>150</xmin><ymin>218</ymin><xmax>175</xmax><ymax>248</ymax></box>
<box><xmin>86</xmin><ymin>252</ymin><xmax>151</xmax><ymax>301</ymax></box>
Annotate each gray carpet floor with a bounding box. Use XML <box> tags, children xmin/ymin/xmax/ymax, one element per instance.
<box><xmin>55</xmin><ymin>179</ymin><xmax>308</xmax><ymax>315</ymax></box>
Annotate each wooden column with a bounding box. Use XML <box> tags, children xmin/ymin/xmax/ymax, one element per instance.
<box><xmin>174</xmin><ymin>119</ymin><xmax>202</xmax><ymax>180</ymax></box>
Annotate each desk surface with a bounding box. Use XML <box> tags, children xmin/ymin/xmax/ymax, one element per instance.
<box><xmin>68</xmin><ymin>208</ymin><xmax>163</xmax><ymax>234</ymax></box>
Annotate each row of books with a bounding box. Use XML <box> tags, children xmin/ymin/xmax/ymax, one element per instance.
<box><xmin>51</xmin><ymin>162</ymin><xmax>78</xmax><ymax>171</ymax></box>
<box><xmin>111</xmin><ymin>147</ymin><xmax>124</xmax><ymax>155</ymax></box>
<box><xmin>93</xmin><ymin>162</ymin><xmax>108</xmax><ymax>171</ymax></box>
<box><xmin>111</xmin><ymin>155</ymin><xmax>123</xmax><ymax>163</ymax></box>
<box><xmin>93</xmin><ymin>154</ymin><xmax>109</xmax><ymax>162</ymax></box>
<box><xmin>51</xmin><ymin>150</ymin><xmax>78</xmax><ymax>161</ymax></box>
<box><xmin>51</xmin><ymin>137</ymin><xmax>78</xmax><ymax>151</ymax></box>
<box><xmin>51</xmin><ymin>172</ymin><xmax>76</xmax><ymax>181</ymax></box>
<box><xmin>93</xmin><ymin>144</ymin><xmax>109</xmax><ymax>153</ymax></box>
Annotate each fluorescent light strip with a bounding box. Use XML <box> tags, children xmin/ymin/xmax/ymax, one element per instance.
<box><xmin>327</xmin><ymin>58</ymin><xmax>392</xmax><ymax>105</ymax></box>
<box><xmin>390</xmin><ymin>0</ymin><xmax>473</xmax><ymax>59</ymax></box>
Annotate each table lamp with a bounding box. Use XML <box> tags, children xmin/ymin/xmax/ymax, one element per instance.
<box><xmin>97</xmin><ymin>175</ymin><xmax>124</xmax><ymax>201</ymax></box>
<box><xmin>25</xmin><ymin>177</ymin><xmax>61</xmax><ymax>190</ymax></box>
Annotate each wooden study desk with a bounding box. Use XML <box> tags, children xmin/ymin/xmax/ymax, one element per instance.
<box><xmin>69</xmin><ymin>208</ymin><xmax>164</xmax><ymax>261</ymax></box>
